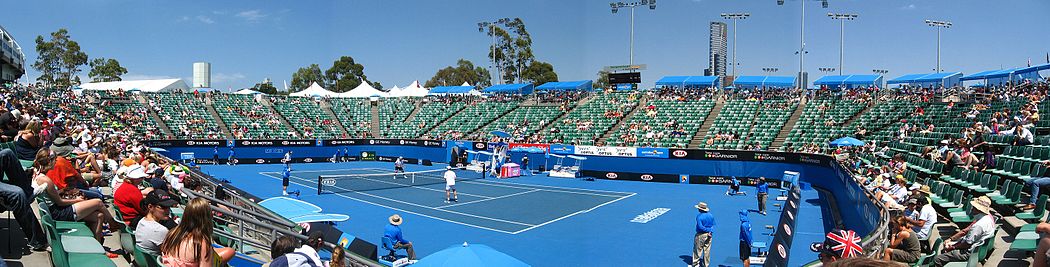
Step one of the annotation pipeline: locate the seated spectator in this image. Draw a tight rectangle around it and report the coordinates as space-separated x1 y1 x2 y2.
933 209 997 266
883 216 921 264
271 232 325 267
13 120 43 160
32 148 121 252
136 189 179 255
46 137 104 200
160 198 235 267
269 235 300 260
115 164 153 226
384 214 416 260
0 148 48 253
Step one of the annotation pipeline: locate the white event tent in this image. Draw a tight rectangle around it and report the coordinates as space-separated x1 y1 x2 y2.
341 81 387 98
399 80 429 97
290 82 339 97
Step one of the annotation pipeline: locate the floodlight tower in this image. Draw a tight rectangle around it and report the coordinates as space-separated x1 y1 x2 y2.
778 0 828 89
610 0 657 66
721 13 750 78
828 13 857 75
479 18 511 84
925 19 952 73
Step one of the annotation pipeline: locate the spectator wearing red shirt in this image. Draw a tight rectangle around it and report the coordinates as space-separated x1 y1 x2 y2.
46 137 104 200
115 164 154 226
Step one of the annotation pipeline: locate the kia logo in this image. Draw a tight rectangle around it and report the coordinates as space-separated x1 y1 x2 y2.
640 174 654 181
475 143 484 149
672 150 688 157
304 158 313 163
243 141 250 145
187 141 196 145
255 159 265 164
606 172 618 179
321 178 337 186
282 141 289 145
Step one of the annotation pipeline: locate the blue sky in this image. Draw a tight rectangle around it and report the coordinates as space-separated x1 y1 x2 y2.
5 0 1049 90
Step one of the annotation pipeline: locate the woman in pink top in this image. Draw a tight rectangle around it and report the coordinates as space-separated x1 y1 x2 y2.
159 198 235 267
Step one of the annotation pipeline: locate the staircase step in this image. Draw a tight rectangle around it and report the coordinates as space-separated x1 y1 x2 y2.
135 94 175 139
203 97 234 139
689 96 725 148
770 98 808 149
319 100 351 138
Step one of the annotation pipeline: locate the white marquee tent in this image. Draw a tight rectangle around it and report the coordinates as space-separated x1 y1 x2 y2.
384 86 404 97
341 81 387 98
234 89 263 95
290 82 338 97
399 80 429 97
79 79 190 92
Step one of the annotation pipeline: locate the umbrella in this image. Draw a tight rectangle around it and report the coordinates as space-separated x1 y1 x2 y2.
413 243 530 267
490 130 511 138
829 137 865 147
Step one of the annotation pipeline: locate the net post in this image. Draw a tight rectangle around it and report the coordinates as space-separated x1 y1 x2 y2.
317 175 322 195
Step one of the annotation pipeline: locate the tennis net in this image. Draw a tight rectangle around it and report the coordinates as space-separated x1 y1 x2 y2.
316 168 482 194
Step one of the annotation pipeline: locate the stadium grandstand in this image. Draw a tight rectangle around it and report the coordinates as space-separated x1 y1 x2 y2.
4 2 1050 267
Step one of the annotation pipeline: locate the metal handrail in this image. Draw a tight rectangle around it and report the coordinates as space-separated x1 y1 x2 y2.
180 188 383 267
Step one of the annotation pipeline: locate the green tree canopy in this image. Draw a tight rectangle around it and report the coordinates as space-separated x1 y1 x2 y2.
521 61 558 86
424 59 492 88
88 58 127 82
482 18 537 84
33 28 89 87
594 70 610 89
325 56 375 93
290 64 327 92
252 81 279 95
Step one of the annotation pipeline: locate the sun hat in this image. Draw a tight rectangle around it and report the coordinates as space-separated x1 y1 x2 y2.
917 185 932 195
49 137 74 157
695 202 709 212
125 165 148 179
389 214 403 226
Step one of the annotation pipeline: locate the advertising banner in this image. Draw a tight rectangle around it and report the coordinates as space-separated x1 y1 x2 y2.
576 146 637 157
360 151 377 161
580 170 678 183
765 187 802 267
636 147 669 158
549 144 575 154
508 143 550 152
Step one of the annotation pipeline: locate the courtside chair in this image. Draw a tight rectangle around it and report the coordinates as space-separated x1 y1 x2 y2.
1016 195 1049 222
912 237 944 267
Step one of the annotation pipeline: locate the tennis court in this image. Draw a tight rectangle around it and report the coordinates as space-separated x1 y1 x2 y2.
259 167 635 234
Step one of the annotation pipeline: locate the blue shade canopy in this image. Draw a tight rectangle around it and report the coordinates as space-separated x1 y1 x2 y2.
536 80 593 91
429 86 474 94
414 243 530 267
482 83 534 94
886 72 962 87
732 76 796 88
829 137 865 147
962 64 1047 85
813 75 883 89
655 76 720 87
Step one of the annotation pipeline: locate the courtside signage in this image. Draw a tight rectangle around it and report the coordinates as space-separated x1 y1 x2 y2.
630 208 670 223
636 147 669 158
576 146 637 157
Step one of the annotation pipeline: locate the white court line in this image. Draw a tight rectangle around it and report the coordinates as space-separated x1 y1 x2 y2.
510 192 637 234
346 176 497 199
436 189 541 209
282 174 535 227
258 173 519 234
358 168 632 198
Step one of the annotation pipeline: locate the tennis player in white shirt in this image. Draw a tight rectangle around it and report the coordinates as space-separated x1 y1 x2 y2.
444 166 457 203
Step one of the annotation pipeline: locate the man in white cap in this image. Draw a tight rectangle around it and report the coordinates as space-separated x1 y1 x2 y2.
444 166 457 203
693 202 715 267
383 214 416 260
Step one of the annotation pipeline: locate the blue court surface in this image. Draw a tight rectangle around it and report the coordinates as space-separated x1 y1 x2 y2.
201 162 828 266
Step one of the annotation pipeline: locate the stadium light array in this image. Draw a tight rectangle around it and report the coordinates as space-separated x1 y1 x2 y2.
777 0 829 89
610 1 657 66
872 69 889 74
818 67 836 73
828 13 858 76
925 19 952 73
721 13 750 78
762 68 780 73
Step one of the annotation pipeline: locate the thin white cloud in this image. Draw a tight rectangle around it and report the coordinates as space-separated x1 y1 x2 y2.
212 73 247 84
123 74 178 81
176 16 190 22
236 10 267 22
901 4 916 10
196 15 215 24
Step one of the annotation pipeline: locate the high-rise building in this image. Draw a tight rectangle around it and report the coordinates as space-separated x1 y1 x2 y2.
193 62 211 88
0 25 26 84
708 22 728 78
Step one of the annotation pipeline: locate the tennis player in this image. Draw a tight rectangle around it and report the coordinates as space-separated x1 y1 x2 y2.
394 157 406 179
227 147 236 165
444 166 457 203
283 151 293 170
282 167 291 196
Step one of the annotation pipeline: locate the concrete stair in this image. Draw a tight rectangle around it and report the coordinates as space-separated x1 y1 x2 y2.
689 97 725 148
770 98 808 149
203 97 234 139
402 99 424 123
370 101 381 138
319 99 351 138
842 101 876 126
133 94 175 139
